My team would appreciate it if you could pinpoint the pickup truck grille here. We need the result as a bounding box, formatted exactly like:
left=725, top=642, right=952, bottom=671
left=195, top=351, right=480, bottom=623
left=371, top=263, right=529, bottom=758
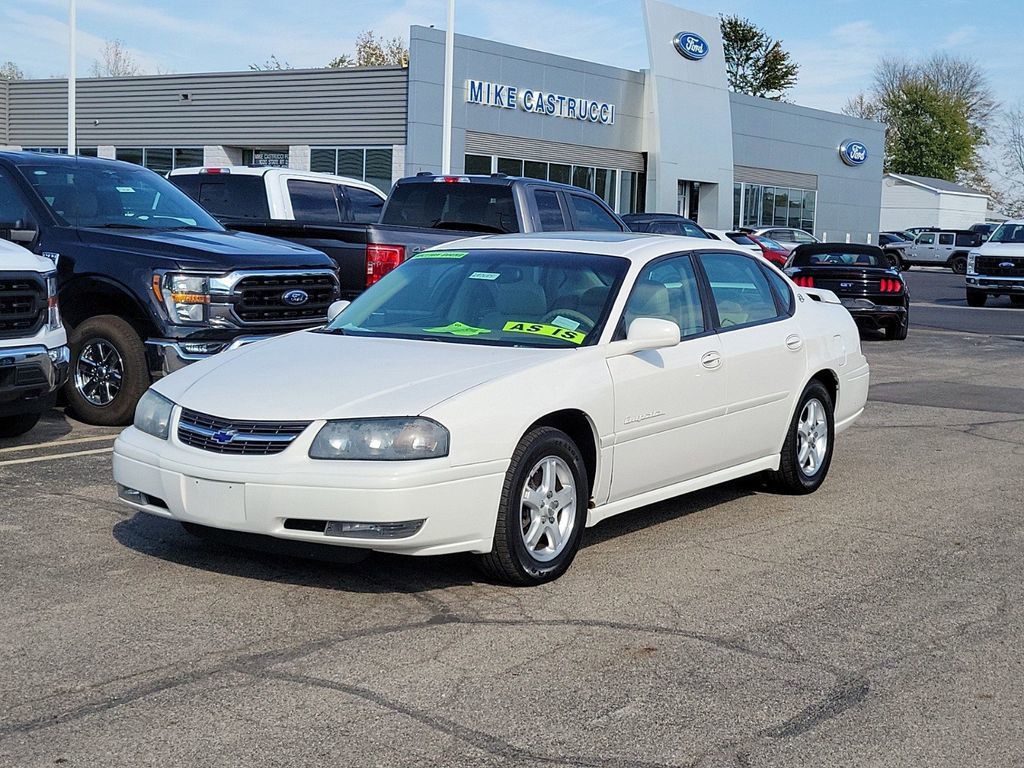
left=177, top=408, right=311, bottom=456
left=976, top=256, right=1024, bottom=277
left=0, top=273, right=45, bottom=340
left=232, top=272, right=339, bottom=325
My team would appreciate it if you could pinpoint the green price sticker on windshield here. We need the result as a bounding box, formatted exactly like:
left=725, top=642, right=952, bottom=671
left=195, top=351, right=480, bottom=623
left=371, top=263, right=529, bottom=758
left=503, top=322, right=586, bottom=345
left=412, top=251, right=468, bottom=260
left=424, top=321, right=491, bottom=337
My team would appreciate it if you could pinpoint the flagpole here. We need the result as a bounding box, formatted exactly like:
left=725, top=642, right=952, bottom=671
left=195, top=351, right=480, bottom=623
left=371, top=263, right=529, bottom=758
left=67, top=0, right=77, bottom=155
left=441, top=0, right=455, bottom=174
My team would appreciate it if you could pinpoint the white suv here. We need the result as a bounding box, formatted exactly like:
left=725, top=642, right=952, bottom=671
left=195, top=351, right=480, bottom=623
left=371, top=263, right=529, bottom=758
left=0, top=238, right=69, bottom=437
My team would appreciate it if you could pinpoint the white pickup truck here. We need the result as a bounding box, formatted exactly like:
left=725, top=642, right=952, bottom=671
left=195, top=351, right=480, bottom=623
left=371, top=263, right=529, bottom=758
left=0, top=237, right=69, bottom=437
left=966, top=221, right=1024, bottom=307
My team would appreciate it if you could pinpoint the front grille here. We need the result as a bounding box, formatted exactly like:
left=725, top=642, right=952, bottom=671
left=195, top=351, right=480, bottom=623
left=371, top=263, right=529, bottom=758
left=976, top=256, right=1024, bottom=277
left=177, top=408, right=311, bottom=456
left=232, top=273, right=339, bottom=324
left=0, top=274, right=45, bottom=339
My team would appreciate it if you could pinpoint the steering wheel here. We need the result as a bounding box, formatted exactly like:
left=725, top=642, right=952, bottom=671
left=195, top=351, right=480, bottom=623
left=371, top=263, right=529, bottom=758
left=540, top=309, right=594, bottom=332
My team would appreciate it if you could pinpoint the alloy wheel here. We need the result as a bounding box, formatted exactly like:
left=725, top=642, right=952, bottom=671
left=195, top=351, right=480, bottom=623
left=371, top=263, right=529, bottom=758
left=520, top=455, right=577, bottom=562
left=796, top=398, right=828, bottom=477
left=74, top=338, right=124, bottom=407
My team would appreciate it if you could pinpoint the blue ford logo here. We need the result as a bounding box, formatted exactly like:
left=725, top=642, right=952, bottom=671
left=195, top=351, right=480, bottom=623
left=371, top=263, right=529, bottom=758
left=282, top=289, right=309, bottom=306
left=1000, top=261, right=1015, bottom=269
left=211, top=430, right=235, bottom=444
left=673, top=32, right=709, bottom=60
left=840, top=140, right=868, bottom=166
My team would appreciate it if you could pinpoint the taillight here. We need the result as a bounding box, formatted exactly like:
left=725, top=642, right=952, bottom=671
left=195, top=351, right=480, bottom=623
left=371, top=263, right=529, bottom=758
left=433, top=176, right=470, bottom=183
left=879, top=278, right=902, bottom=293
left=366, top=244, right=405, bottom=286
left=794, top=275, right=815, bottom=288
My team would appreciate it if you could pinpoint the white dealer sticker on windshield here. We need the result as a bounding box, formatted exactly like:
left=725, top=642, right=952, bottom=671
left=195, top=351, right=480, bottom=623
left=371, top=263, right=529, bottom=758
left=551, top=315, right=581, bottom=331
left=469, top=271, right=501, bottom=281
left=115, top=187, right=136, bottom=193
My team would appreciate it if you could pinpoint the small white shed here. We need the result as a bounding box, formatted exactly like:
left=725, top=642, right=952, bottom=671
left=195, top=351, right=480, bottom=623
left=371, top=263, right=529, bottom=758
left=879, top=173, right=990, bottom=231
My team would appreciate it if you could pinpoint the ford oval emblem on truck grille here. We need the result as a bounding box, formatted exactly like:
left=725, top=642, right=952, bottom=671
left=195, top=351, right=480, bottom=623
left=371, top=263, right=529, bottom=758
left=282, top=289, right=309, bottom=306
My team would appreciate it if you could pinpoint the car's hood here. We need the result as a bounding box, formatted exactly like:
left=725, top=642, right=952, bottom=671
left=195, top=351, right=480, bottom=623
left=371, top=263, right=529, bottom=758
left=977, top=242, right=1024, bottom=257
left=76, top=228, right=333, bottom=270
left=0, top=240, right=54, bottom=272
left=154, top=331, right=562, bottom=421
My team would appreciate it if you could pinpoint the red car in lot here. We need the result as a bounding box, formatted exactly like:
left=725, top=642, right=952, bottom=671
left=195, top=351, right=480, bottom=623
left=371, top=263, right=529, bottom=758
left=747, top=234, right=789, bottom=267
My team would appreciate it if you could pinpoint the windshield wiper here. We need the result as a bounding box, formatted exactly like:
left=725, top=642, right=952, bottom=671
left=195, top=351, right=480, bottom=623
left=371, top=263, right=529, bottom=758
left=90, top=223, right=150, bottom=229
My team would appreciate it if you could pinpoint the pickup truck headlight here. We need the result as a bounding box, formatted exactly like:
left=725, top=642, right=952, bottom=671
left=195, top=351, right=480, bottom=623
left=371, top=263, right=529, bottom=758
left=44, top=273, right=61, bottom=331
left=309, top=417, right=449, bottom=461
left=967, top=252, right=978, bottom=275
left=134, top=390, right=175, bottom=439
left=153, top=272, right=211, bottom=324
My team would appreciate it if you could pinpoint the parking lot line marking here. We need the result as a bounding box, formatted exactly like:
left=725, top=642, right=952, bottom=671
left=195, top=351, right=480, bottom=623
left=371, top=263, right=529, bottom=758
left=0, top=447, right=113, bottom=467
left=0, top=435, right=118, bottom=455
left=910, top=302, right=1023, bottom=313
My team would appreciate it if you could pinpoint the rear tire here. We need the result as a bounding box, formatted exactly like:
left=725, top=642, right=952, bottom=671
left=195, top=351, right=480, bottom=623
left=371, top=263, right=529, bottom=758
left=475, top=427, right=587, bottom=586
left=966, top=289, right=987, bottom=308
left=950, top=256, right=967, bottom=275
left=891, top=313, right=909, bottom=341
left=886, top=252, right=904, bottom=271
left=1011, top=296, right=1024, bottom=306
left=0, top=412, right=41, bottom=438
left=769, top=380, right=835, bottom=495
left=65, top=315, right=150, bottom=426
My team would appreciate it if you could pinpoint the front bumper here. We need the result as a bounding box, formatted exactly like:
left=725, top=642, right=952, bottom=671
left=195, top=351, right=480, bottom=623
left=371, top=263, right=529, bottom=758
left=0, top=344, right=70, bottom=417
left=966, top=276, right=1024, bottom=295
left=112, top=424, right=507, bottom=556
left=146, top=335, right=277, bottom=376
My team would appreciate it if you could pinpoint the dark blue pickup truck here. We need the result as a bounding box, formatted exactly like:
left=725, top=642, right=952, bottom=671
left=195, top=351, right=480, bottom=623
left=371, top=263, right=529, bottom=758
left=0, top=152, right=339, bottom=425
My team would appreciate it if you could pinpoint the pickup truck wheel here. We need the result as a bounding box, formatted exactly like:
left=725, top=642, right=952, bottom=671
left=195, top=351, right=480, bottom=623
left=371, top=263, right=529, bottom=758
left=0, top=413, right=41, bottom=438
left=950, top=255, right=967, bottom=274
left=769, top=380, right=834, bottom=495
left=966, top=289, right=987, bottom=308
left=475, top=427, right=587, bottom=586
left=65, top=315, right=150, bottom=426
left=1010, top=296, right=1024, bottom=306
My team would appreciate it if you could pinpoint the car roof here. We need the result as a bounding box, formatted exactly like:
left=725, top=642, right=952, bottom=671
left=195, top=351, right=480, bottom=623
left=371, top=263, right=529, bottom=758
left=621, top=213, right=698, bottom=223
left=792, top=243, right=884, bottom=256
left=436, top=231, right=754, bottom=264
left=169, top=166, right=385, bottom=195
left=0, top=150, right=138, bottom=171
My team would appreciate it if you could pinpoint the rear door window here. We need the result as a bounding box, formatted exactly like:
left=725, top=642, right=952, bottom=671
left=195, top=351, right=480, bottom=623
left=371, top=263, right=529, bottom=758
left=568, top=195, right=621, bottom=231
left=533, top=190, right=568, bottom=231
left=342, top=185, right=385, bottom=224
left=288, top=180, right=341, bottom=223
left=699, top=252, right=781, bottom=329
left=938, top=233, right=955, bottom=246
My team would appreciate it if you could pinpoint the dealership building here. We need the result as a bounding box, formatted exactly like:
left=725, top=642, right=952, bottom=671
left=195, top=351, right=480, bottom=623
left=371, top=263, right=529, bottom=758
left=0, top=0, right=884, bottom=240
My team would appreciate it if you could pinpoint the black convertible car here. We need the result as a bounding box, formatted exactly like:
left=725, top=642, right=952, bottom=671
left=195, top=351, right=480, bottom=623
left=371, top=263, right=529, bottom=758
left=786, top=243, right=909, bottom=340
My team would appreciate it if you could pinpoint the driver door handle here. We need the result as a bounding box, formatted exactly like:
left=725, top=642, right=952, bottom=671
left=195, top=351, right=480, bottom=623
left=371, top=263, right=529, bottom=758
left=701, top=351, right=722, bottom=370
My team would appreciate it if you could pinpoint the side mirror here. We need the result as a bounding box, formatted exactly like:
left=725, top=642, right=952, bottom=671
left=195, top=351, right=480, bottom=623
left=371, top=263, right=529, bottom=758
left=611, top=317, right=681, bottom=356
left=0, top=220, right=37, bottom=244
left=327, top=299, right=350, bottom=323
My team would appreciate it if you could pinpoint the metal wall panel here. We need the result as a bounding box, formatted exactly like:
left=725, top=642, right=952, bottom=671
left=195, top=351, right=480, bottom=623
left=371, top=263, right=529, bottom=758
left=7, top=67, right=408, bottom=147
left=0, top=79, right=8, bottom=144
left=465, top=131, right=645, bottom=171
left=733, top=165, right=817, bottom=190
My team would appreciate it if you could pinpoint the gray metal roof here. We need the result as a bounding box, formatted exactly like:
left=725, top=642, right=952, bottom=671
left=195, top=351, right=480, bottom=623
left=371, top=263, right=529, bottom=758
left=887, top=173, right=987, bottom=197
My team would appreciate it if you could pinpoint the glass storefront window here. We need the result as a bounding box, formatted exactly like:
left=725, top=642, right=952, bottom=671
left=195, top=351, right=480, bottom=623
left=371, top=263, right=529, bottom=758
left=116, top=148, right=143, bottom=166
left=497, top=157, right=524, bottom=176
left=788, top=188, right=803, bottom=228
left=802, top=192, right=816, bottom=232
left=773, top=188, right=789, bottom=226
left=464, top=154, right=491, bottom=175
left=548, top=164, right=571, bottom=185
left=734, top=182, right=816, bottom=234
left=595, top=168, right=616, bottom=207
left=572, top=165, right=594, bottom=192
left=760, top=186, right=775, bottom=228
left=310, top=149, right=335, bottom=173
left=524, top=160, right=547, bottom=180
left=337, top=149, right=364, bottom=178
left=364, top=149, right=393, bottom=192
left=174, top=148, right=203, bottom=169
left=307, top=147, right=394, bottom=192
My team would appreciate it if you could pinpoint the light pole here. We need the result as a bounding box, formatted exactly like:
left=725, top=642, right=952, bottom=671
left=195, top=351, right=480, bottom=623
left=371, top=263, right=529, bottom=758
left=67, top=0, right=77, bottom=155
left=440, top=0, right=455, bottom=174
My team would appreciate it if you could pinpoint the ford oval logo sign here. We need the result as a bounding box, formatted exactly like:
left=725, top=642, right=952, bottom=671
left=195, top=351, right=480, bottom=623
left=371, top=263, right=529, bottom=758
left=840, top=140, right=868, bottom=167
left=673, top=32, right=709, bottom=60
left=282, top=289, right=309, bottom=306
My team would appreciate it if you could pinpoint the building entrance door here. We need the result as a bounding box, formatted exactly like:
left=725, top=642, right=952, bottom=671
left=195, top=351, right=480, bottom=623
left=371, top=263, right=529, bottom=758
left=677, top=180, right=701, bottom=221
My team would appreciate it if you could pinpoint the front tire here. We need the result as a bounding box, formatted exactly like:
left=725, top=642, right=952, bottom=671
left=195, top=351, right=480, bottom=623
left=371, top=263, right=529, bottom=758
left=65, top=315, right=150, bottom=426
left=966, top=289, right=987, bottom=308
left=475, top=427, right=587, bottom=586
left=0, top=412, right=41, bottom=438
left=769, top=380, right=835, bottom=494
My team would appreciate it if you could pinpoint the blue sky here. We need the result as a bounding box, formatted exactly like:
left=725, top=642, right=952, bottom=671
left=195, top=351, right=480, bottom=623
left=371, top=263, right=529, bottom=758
left=3, top=0, right=1021, bottom=114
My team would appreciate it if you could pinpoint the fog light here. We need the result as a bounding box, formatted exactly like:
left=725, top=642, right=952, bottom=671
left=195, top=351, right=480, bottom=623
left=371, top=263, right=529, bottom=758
left=323, top=520, right=425, bottom=539
left=181, top=341, right=225, bottom=355
left=117, top=485, right=147, bottom=504
left=48, top=345, right=70, bottom=364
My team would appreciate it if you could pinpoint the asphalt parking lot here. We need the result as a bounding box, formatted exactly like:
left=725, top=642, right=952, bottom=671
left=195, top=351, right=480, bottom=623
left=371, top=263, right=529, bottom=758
left=2, top=269, right=1022, bottom=767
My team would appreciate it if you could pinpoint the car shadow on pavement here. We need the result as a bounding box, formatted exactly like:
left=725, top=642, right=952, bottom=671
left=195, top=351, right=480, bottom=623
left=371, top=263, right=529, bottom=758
left=112, top=512, right=481, bottom=593
left=0, top=409, right=74, bottom=447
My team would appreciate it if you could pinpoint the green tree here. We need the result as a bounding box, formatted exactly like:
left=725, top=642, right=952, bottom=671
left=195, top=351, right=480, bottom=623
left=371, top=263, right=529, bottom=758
left=0, top=61, right=24, bottom=80
left=329, top=31, right=409, bottom=69
left=719, top=15, right=798, bottom=100
left=883, top=80, right=974, bottom=180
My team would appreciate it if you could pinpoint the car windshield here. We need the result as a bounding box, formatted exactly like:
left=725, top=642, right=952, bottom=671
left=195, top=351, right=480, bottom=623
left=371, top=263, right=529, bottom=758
left=726, top=233, right=757, bottom=246
left=21, top=164, right=223, bottom=230
left=753, top=236, right=784, bottom=250
left=988, top=223, right=1024, bottom=243
left=324, top=248, right=629, bottom=348
left=792, top=249, right=887, bottom=268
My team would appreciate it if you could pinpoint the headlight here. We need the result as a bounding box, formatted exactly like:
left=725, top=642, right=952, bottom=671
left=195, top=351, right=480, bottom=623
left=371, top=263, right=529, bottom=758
left=967, top=252, right=977, bottom=274
left=153, top=272, right=211, bottom=324
left=45, top=273, right=61, bottom=331
left=134, top=390, right=174, bottom=439
left=309, top=417, right=449, bottom=461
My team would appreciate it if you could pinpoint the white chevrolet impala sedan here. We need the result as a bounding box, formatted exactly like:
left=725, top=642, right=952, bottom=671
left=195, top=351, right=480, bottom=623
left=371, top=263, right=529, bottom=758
left=113, top=233, right=869, bottom=585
